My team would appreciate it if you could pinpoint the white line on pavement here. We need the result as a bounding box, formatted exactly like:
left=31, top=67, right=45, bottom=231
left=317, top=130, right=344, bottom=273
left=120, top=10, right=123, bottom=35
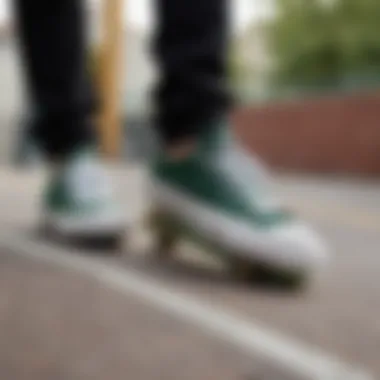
left=1, top=232, right=373, bottom=380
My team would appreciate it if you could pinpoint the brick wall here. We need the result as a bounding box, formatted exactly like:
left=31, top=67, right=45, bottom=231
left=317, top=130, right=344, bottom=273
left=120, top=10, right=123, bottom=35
left=233, top=91, right=380, bottom=176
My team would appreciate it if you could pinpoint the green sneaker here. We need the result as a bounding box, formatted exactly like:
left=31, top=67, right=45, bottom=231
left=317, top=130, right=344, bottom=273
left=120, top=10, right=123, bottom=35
left=149, top=123, right=328, bottom=286
left=41, top=147, right=125, bottom=247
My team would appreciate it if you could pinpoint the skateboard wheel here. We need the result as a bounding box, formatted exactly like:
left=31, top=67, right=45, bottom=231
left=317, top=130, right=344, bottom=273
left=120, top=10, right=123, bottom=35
left=38, top=218, right=125, bottom=253
left=147, top=210, right=179, bottom=260
left=80, top=233, right=124, bottom=252
left=229, top=257, right=257, bottom=282
left=230, top=256, right=307, bottom=290
left=256, top=265, right=307, bottom=290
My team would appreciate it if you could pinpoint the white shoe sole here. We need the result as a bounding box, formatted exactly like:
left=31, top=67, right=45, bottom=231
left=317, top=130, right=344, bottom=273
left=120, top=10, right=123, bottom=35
left=42, top=209, right=126, bottom=241
left=151, top=181, right=329, bottom=273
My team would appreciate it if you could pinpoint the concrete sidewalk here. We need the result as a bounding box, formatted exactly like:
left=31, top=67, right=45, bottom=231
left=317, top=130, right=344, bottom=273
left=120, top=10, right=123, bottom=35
left=1, top=166, right=380, bottom=379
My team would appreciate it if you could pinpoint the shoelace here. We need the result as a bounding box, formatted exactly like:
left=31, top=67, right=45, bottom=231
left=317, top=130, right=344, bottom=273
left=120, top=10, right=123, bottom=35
left=218, top=142, right=283, bottom=213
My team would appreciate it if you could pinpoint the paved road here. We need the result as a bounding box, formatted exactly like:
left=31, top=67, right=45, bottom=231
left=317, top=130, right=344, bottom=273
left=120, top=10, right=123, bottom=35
left=0, top=166, right=379, bottom=380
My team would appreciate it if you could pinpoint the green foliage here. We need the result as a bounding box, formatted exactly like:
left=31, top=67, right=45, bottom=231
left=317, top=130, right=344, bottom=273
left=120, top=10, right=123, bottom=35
left=268, top=0, right=380, bottom=90
left=229, top=42, right=249, bottom=89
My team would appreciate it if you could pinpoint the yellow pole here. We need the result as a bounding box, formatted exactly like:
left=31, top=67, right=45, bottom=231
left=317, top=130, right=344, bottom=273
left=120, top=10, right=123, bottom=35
left=98, top=0, right=124, bottom=158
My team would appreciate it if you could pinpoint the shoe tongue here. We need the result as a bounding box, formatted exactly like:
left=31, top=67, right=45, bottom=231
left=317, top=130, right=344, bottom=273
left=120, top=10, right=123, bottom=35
left=65, top=149, right=113, bottom=204
left=198, top=121, right=234, bottom=156
left=201, top=123, right=284, bottom=213
left=224, top=150, right=282, bottom=212
left=68, top=146, right=95, bottom=163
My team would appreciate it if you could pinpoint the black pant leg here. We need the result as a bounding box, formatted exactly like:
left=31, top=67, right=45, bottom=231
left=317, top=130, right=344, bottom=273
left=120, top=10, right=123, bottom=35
left=13, top=0, right=95, bottom=159
left=154, top=0, right=231, bottom=144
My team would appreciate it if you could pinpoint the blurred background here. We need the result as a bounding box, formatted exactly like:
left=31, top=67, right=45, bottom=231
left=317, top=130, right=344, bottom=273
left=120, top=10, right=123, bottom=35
left=3, top=0, right=380, bottom=173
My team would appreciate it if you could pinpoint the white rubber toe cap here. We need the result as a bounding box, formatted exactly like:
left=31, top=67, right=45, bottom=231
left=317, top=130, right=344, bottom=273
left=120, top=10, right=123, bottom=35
left=267, top=222, right=330, bottom=272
